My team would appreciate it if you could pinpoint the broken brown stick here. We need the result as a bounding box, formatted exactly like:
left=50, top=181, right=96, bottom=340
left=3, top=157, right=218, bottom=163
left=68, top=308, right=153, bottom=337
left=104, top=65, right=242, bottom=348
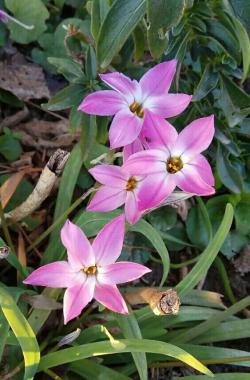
left=4, top=149, right=70, bottom=222
left=125, top=288, right=181, bottom=316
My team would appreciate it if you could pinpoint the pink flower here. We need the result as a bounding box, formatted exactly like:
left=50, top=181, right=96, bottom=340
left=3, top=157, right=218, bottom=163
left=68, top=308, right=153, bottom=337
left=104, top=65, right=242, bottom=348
left=23, top=216, right=150, bottom=324
left=123, top=137, right=144, bottom=162
left=124, top=112, right=215, bottom=211
left=78, top=60, right=192, bottom=149
left=87, top=164, right=146, bottom=224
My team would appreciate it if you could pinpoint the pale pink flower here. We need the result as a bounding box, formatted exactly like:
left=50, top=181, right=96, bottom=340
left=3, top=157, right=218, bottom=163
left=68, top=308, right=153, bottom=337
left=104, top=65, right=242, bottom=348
left=123, top=137, right=144, bottom=162
left=124, top=112, right=215, bottom=211
left=78, top=60, right=192, bottom=149
left=87, top=164, right=146, bottom=224
left=23, top=216, right=150, bottom=323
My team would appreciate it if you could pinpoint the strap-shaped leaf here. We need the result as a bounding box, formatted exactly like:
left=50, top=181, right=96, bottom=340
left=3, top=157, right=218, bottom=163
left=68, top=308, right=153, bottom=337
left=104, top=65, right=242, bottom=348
left=97, top=0, right=146, bottom=68
left=130, top=219, right=170, bottom=287
left=116, top=311, right=147, bottom=380
left=39, top=338, right=213, bottom=377
left=0, top=286, right=40, bottom=380
left=176, top=203, right=234, bottom=297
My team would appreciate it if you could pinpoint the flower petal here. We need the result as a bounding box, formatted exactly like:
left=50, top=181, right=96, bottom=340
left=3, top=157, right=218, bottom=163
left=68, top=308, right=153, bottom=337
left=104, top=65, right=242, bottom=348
left=87, top=186, right=126, bottom=212
left=145, top=93, right=192, bottom=118
left=61, top=220, right=94, bottom=268
left=93, top=215, right=125, bottom=265
left=99, top=72, right=140, bottom=103
left=138, top=173, right=176, bottom=211
left=78, top=90, right=125, bottom=116
left=175, top=165, right=215, bottom=195
left=109, top=109, right=143, bottom=149
left=63, top=276, right=95, bottom=324
left=23, top=261, right=81, bottom=288
left=123, top=137, right=144, bottom=162
left=188, top=154, right=214, bottom=186
left=124, top=149, right=167, bottom=176
left=141, top=110, right=178, bottom=150
left=94, top=283, right=128, bottom=314
left=140, top=60, right=177, bottom=97
left=98, top=261, right=151, bottom=285
left=125, top=191, right=142, bottom=224
left=173, top=115, right=215, bottom=158
left=89, top=165, right=127, bottom=188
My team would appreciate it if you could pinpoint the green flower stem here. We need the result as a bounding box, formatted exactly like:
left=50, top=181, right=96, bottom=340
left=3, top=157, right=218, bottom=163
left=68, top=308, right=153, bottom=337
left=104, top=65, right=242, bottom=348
left=27, top=188, right=95, bottom=253
left=170, top=256, right=199, bottom=269
left=0, top=201, right=15, bottom=253
left=214, top=255, right=237, bottom=304
left=150, top=254, right=199, bottom=269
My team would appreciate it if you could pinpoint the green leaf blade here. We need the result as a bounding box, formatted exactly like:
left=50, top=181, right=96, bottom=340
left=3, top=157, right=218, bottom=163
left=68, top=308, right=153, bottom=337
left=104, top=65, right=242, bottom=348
left=130, top=219, right=170, bottom=287
left=97, top=0, right=146, bottom=68
left=39, top=338, right=213, bottom=377
left=176, top=203, right=234, bottom=297
left=116, top=312, right=147, bottom=380
left=0, top=287, right=40, bottom=380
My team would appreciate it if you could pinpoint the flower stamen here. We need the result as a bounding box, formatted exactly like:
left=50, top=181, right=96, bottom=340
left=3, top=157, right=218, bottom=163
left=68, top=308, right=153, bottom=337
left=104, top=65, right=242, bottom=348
left=126, top=176, right=138, bottom=191
left=129, top=101, right=144, bottom=118
left=82, top=265, right=97, bottom=275
left=166, top=157, right=183, bottom=173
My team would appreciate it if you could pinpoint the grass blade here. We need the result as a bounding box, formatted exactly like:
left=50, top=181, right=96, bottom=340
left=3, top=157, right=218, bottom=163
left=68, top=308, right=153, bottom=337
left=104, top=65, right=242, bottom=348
left=173, top=373, right=250, bottom=380
left=172, top=295, right=250, bottom=344
left=39, top=338, right=213, bottom=377
left=130, top=219, right=170, bottom=287
left=116, top=311, right=147, bottom=380
left=176, top=203, right=234, bottom=297
left=70, top=359, right=131, bottom=380
left=0, top=286, right=40, bottom=380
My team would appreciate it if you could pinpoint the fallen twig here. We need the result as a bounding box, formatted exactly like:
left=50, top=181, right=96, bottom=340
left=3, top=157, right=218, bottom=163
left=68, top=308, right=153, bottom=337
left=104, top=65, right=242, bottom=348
left=3, top=149, right=69, bottom=222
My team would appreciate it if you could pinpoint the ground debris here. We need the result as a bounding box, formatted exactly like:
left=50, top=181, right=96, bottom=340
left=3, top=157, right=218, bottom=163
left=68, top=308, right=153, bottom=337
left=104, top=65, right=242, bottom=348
left=233, top=245, right=250, bottom=275
left=13, top=119, right=79, bottom=150
left=0, top=57, right=50, bottom=101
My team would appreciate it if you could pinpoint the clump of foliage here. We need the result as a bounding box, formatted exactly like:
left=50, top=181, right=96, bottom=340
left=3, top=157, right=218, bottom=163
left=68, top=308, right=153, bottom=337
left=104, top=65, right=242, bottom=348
left=0, top=1, right=250, bottom=380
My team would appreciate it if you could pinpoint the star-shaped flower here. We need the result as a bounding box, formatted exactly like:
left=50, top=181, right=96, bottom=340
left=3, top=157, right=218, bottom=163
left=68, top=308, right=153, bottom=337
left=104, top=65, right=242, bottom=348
left=124, top=113, right=215, bottom=210
left=88, top=163, right=146, bottom=224
left=78, top=60, right=192, bottom=149
left=23, top=216, right=150, bottom=323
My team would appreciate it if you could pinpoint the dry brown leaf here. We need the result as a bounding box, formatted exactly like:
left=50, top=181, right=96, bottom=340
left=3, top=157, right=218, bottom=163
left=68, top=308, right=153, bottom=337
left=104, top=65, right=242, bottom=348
left=10, top=152, right=34, bottom=170
left=0, top=61, right=50, bottom=101
left=0, top=107, right=29, bottom=133
left=0, top=171, right=26, bottom=209
left=17, top=119, right=69, bottom=137
left=13, top=119, right=79, bottom=150
left=0, top=168, right=41, bottom=209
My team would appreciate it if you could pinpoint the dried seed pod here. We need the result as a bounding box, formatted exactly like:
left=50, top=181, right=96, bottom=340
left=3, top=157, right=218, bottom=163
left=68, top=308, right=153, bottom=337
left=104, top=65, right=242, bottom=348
left=125, top=288, right=181, bottom=316
left=158, top=289, right=181, bottom=315
left=0, top=246, right=10, bottom=260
